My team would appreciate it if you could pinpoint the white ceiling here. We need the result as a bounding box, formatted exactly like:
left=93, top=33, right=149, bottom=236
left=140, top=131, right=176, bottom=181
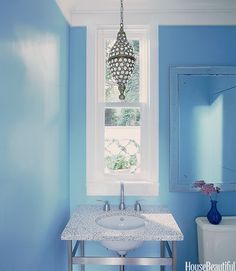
left=56, top=0, right=236, bottom=25
left=57, top=0, right=236, bottom=11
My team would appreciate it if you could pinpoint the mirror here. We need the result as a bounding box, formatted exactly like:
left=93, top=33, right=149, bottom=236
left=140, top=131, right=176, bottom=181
left=170, top=66, right=236, bottom=191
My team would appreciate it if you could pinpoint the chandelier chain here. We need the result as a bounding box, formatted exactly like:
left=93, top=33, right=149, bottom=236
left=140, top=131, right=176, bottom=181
left=108, top=0, right=135, bottom=100
left=120, top=0, right=124, bottom=28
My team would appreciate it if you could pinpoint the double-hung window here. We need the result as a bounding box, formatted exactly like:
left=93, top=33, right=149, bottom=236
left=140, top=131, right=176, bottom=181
left=87, top=26, right=158, bottom=195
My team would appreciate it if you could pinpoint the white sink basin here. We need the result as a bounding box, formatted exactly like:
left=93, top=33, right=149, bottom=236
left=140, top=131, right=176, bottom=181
left=96, top=214, right=145, bottom=230
left=96, top=214, right=145, bottom=255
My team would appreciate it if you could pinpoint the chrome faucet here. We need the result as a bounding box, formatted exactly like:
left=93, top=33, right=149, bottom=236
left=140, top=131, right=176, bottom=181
left=119, top=182, right=126, bottom=210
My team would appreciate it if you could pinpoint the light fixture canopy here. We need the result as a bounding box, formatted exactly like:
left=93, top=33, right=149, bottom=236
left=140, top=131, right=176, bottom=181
left=108, top=0, right=136, bottom=100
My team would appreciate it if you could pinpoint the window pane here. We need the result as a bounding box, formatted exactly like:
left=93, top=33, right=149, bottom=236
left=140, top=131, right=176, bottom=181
left=105, top=40, right=140, bottom=103
left=105, top=108, right=140, bottom=126
left=104, top=127, right=140, bottom=174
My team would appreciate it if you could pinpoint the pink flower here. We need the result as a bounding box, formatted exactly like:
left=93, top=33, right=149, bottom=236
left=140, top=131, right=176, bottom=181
left=200, top=183, right=216, bottom=195
left=193, top=180, right=205, bottom=189
left=193, top=180, right=221, bottom=200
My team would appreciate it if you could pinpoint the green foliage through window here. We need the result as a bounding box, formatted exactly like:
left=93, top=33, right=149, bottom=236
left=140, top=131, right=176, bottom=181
left=105, top=154, right=138, bottom=171
left=105, top=108, right=140, bottom=126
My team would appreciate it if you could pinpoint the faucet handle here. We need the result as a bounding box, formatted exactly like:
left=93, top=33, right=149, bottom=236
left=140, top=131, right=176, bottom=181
left=97, top=200, right=111, bottom=211
left=134, top=200, right=142, bottom=211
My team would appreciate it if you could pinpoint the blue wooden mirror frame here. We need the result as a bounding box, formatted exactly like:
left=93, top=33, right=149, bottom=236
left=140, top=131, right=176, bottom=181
left=170, top=66, right=236, bottom=192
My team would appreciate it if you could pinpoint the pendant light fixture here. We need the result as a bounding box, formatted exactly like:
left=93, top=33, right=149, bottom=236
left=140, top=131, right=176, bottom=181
left=108, top=0, right=136, bottom=100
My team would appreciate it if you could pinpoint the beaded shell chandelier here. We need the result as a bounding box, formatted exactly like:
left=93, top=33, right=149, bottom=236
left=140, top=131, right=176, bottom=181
left=108, top=0, right=136, bottom=100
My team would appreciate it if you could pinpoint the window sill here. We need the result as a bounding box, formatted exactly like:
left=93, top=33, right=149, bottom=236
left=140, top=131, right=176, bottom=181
left=87, top=180, right=159, bottom=196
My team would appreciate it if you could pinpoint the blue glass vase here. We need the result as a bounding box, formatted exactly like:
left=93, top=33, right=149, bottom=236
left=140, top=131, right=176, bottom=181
left=207, top=200, right=222, bottom=225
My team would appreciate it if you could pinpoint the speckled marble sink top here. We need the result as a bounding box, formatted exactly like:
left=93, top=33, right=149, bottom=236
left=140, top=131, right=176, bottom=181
left=61, top=205, right=184, bottom=241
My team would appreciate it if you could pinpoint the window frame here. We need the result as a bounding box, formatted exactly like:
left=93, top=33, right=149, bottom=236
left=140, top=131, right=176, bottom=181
left=86, top=25, right=158, bottom=196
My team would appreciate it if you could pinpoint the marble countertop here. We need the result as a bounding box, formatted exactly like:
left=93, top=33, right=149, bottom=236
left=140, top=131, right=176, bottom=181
left=61, top=205, right=184, bottom=241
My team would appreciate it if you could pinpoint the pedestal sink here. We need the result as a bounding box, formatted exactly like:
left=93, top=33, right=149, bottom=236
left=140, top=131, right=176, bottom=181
left=96, top=214, right=145, bottom=255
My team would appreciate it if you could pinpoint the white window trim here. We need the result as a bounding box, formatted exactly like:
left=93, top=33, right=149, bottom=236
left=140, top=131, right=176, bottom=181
left=86, top=25, right=159, bottom=196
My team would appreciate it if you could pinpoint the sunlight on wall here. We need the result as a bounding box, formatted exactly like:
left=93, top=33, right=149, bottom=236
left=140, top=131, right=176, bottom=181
left=210, top=95, right=223, bottom=182
left=6, top=33, right=62, bottom=196
left=15, top=33, right=60, bottom=120
left=194, top=95, right=223, bottom=182
left=194, top=105, right=209, bottom=178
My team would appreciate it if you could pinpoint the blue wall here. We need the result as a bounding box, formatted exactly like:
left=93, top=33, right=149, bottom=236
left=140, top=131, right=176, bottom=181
left=159, top=26, right=236, bottom=269
left=0, top=1, right=69, bottom=271
left=69, top=26, right=236, bottom=271
left=69, top=27, right=87, bottom=208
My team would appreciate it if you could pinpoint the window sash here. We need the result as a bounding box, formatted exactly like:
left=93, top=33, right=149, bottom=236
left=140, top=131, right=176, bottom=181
left=102, top=103, right=147, bottom=177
